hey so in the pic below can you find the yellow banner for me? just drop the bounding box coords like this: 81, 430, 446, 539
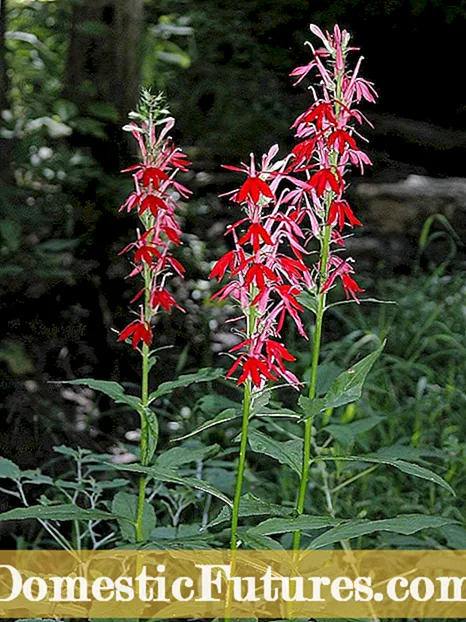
2, 550, 466, 618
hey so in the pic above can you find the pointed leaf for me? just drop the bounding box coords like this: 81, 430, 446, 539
208, 493, 294, 528
149, 368, 223, 402
324, 341, 386, 409
156, 444, 220, 469
325, 417, 384, 445
139, 406, 159, 466
300, 341, 386, 419
248, 429, 303, 475
240, 532, 285, 550
0, 504, 118, 522
323, 455, 455, 496
309, 515, 456, 549
54, 379, 141, 410
248, 515, 341, 536
109, 463, 232, 507
0, 457, 21, 480
111, 492, 155, 543
173, 408, 241, 442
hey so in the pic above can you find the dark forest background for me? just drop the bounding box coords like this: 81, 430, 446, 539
1, 0, 465, 475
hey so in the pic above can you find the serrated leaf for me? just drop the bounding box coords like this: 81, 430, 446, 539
173, 408, 241, 442
309, 515, 456, 549
248, 515, 340, 536
240, 531, 285, 550
0, 457, 21, 480
109, 463, 232, 507
323, 455, 455, 496
300, 342, 386, 420
140, 406, 159, 466
208, 493, 294, 529
149, 367, 223, 402
325, 417, 384, 445
156, 444, 220, 469
0, 504, 118, 522
324, 341, 386, 409
297, 290, 318, 315
54, 379, 141, 410
111, 492, 155, 543
248, 429, 303, 475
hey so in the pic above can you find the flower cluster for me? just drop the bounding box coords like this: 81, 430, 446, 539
211, 24, 376, 389
118, 94, 190, 349
286, 24, 377, 301
210, 147, 312, 388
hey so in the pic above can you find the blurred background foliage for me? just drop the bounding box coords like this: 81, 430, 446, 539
0, 0, 466, 546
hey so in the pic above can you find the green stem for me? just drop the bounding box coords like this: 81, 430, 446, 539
135, 266, 151, 543
230, 379, 252, 551
292, 222, 332, 551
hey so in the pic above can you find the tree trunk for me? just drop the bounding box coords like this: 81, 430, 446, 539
64, 0, 144, 170
0, 0, 13, 185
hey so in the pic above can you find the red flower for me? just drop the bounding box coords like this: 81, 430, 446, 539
238, 223, 273, 253
141, 167, 169, 188
236, 176, 274, 204
118, 319, 152, 349
265, 340, 296, 368
309, 168, 342, 197
209, 250, 240, 282
138, 194, 168, 216
341, 274, 365, 301
151, 289, 184, 313
237, 356, 277, 387
244, 262, 278, 290
298, 102, 336, 130
327, 129, 357, 155
327, 200, 362, 230
134, 245, 161, 264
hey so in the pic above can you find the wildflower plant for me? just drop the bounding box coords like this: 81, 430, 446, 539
210, 24, 388, 551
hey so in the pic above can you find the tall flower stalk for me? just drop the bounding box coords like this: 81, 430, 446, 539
117, 90, 190, 542
284, 25, 377, 550
210, 147, 312, 550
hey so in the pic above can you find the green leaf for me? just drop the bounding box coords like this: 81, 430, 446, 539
173, 408, 241, 442
111, 492, 155, 543
53, 379, 141, 410
248, 515, 340, 536
324, 341, 386, 410
248, 429, 303, 475
300, 341, 386, 419
240, 532, 285, 550
156, 444, 220, 469
323, 455, 455, 496
0, 504, 118, 522
140, 406, 159, 466
109, 463, 232, 507
0, 457, 21, 480
208, 493, 294, 529
297, 290, 318, 315
309, 515, 456, 549
324, 417, 384, 445
149, 367, 223, 402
